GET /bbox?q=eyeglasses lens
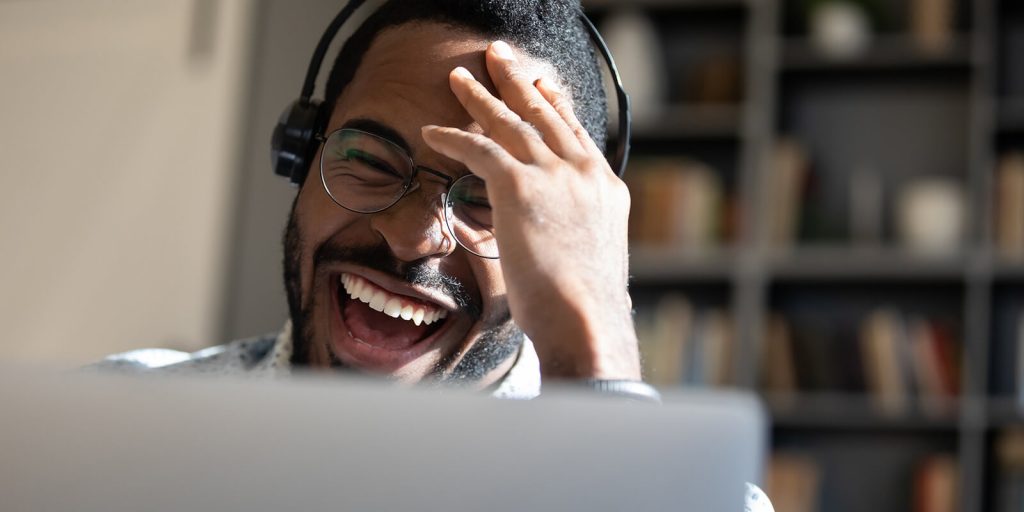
[321,129,498,258]
[446,175,497,259]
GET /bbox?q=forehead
[327,22,557,160]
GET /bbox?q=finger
[420,124,523,183]
[485,41,585,160]
[535,77,602,156]
[448,67,549,163]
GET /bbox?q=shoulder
[745,483,774,512]
[87,334,280,376]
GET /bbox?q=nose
[369,189,458,263]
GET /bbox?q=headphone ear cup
[271,98,323,186]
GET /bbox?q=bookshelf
[583,0,1024,510]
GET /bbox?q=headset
[270,0,631,187]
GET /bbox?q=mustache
[313,241,482,320]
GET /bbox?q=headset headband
[271,0,631,186]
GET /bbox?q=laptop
[0,366,765,511]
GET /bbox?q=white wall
[0,0,255,365]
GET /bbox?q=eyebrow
[339,116,472,179]
[340,118,412,155]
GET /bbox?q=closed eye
[343,148,404,179]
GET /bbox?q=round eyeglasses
[319,128,498,259]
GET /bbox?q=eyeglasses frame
[316,127,499,259]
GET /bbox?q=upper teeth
[340,273,448,326]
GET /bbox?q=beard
[281,198,523,384]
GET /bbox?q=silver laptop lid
[0,368,765,512]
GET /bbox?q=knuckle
[493,108,522,126]
[524,98,550,119]
[475,138,504,160]
[513,121,542,142]
[501,66,527,84]
[551,95,575,116]
[580,154,607,173]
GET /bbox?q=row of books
[760,310,960,414]
[997,429,1024,512]
[1010,310,1024,407]
[769,137,886,247]
[633,294,733,387]
[766,451,957,512]
[625,158,732,250]
[997,152,1024,259]
[768,138,812,247]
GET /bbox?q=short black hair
[322,0,608,150]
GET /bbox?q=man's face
[283,23,557,386]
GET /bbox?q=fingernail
[491,40,516,61]
[453,67,474,80]
[537,77,560,93]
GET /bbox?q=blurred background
[1,0,1022,510]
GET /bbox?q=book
[703,309,734,386]
[686,311,708,386]
[761,314,798,396]
[908,317,955,415]
[996,153,1024,259]
[770,138,810,248]
[996,430,1024,512]
[766,452,821,512]
[860,309,910,415]
[625,159,725,251]
[930,321,961,398]
[1016,312,1024,408]
[913,454,958,512]
[790,319,841,392]
[641,294,694,387]
[910,0,954,53]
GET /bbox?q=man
[97,2,773,508]
[100,0,645,401]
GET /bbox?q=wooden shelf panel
[780,35,973,74]
[993,259,1024,279]
[627,246,979,281]
[767,247,968,281]
[628,246,736,281]
[998,97,1024,134]
[632,103,744,141]
[765,393,962,431]
[985,398,1024,428]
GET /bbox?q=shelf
[987,398,1024,428]
[765,393,961,432]
[780,34,972,74]
[766,247,968,281]
[994,259,1024,280]
[628,246,735,282]
[632,103,743,141]
[998,97,1024,134]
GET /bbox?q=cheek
[292,182,363,296]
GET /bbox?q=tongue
[342,296,433,350]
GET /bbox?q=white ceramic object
[600,8,666,125]
[810,1,872,60]
[896,177,966,255]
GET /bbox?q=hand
[421,40,641,380]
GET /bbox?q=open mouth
[329,271,455,371]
